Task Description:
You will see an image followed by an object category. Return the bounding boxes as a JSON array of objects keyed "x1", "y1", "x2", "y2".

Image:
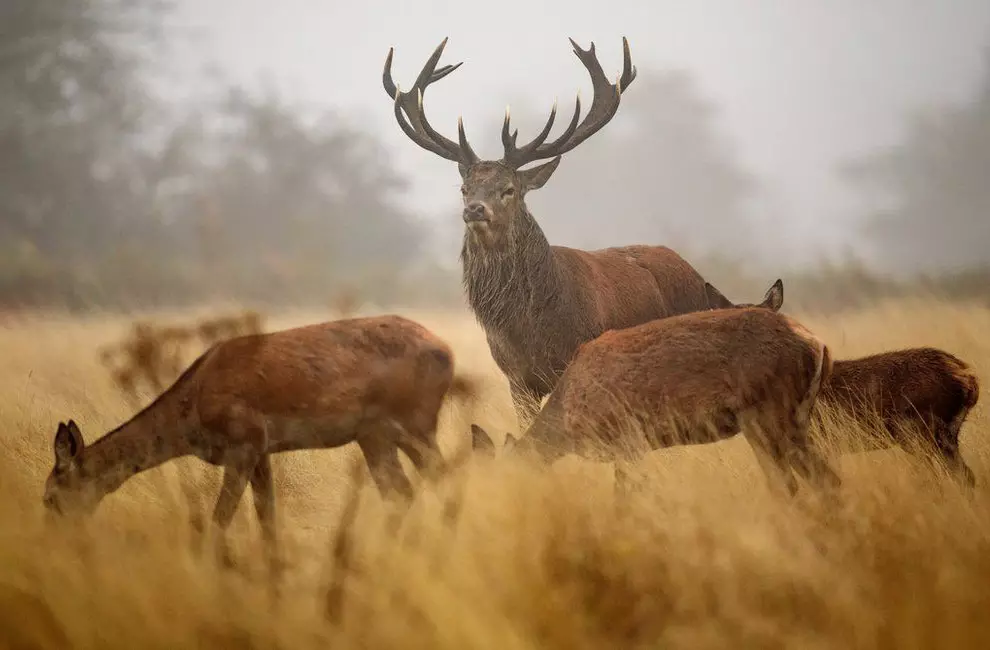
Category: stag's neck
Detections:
[
  {"x1": 80, "y1": 391, "x2": 196, "y2": 499},
  {"x1": 460, "y1": 208, "x2": 566, "y2": 334}
]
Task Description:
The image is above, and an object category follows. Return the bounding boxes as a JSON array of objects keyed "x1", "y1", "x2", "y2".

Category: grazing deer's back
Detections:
[
  {"x1": 556, "y1": 309, "x2": 820, "y2": 427},
  {"x1": 194, "y1": 315, "x2": 452, "y2": 417},
  {"x1": 824, "y1": 347, "x2": 979, "y2": 417}
]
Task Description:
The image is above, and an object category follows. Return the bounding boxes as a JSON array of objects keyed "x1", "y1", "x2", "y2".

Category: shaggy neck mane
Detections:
[{"x1": 460, "y1": 207, "x2": 564, "y2": 334}]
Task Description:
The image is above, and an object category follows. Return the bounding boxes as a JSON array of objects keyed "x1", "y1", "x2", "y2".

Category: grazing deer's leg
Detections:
[
  {"x1": 249, "y1": 455, "x2": 280, "y2": 579},
  {"x1": 744, "y1": 427, "x2": 799, "y2": 497},
  {"x1": 357, "y1": 433, "x2": 414, "y2": 504},
  {"x1": 397, "y1": 434, "x2": 446, "y2": 483},
  {"x1": 180, "y1": 470, "x2": 207, "y2": 552},
  {"x1": 211, "y1": 460, "x2": 253, "y2": 568},
  {"x1": 933, "y1": 418, "x2": 976, "y2": 487},
  {"x1": 788, "y1": 440, "x2": 842, "y2": 492}
]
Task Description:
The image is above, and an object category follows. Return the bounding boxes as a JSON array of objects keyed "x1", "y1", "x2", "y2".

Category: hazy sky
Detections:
[{"x1": 166, "y1": 0, "x2": 990, "y2": 256}]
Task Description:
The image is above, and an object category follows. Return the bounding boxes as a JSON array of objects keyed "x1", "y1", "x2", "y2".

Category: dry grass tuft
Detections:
[{"x1": 2, "y1": 300, "x2": 990, "y2": 648}]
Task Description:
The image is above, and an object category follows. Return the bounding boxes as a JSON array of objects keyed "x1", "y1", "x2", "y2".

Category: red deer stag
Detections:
[
  {"x1": 383, "y1": 37, "x2": 711, "y2": 431},
  {"x1": 704, "y1": 279, "x2": 979, "y2": 485},
  {"x1": 472, "y1": 308, "x2": 841, "y2": 497},
  {"x1": 42, "y1": 315, "x2": 475, "y2": 569}
]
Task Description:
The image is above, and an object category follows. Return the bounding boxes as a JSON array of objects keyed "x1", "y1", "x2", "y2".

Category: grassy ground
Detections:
[{"x1": 1, "y1": 299, "x2": 990, "y2": 649}]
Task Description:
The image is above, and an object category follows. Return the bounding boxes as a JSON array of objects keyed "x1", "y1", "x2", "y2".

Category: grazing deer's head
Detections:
[
  {"x1": 383, "y1": 37, "x2": 637, "y2": 248},
  {"x1": 705, "y1": 279, "x2": 784, "y2": 312},
  {"x1": 42, "y1": 420, "x2": 97, "y2": 516}
]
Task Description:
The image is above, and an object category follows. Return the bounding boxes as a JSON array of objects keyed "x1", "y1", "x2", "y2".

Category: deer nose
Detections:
[{"x1": 463, "y1": 201, "x2": 489, "y2": 223}]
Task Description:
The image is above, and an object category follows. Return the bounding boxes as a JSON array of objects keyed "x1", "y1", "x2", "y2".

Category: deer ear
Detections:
[
  {"x1": 761, "y1": 279, "x2": 784, "y2": 311},
  {"x1": 54, "y1": 420, "x2": 84, "y2": 468},
  {"x1": 704, "y1": 282, "x2": 734, "y2": 310},
  {"x1": 458, "y1": 163, "x2": 470, "y2": 180},
  {"x1": 518, "y1": 156, "x2": 561, "y2": 192},
  {"x1": 471, "y1": 424, "x2": 496, "y2": 458}
]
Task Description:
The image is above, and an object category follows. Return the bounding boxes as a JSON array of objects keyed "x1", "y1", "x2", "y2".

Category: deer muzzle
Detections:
[{"x1": 462, "y1": 201, "x2": 492, "y2": 224}]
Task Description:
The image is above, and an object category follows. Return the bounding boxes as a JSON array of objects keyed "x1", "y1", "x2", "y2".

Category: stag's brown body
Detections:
[
  {"x1": 473, "y1": 308, "x2": 841, "y2": 496},
  {"x1": 384, "y1": 37, "x2": 710, "y2": 428},
  {"x1": 42, "y1": 315, "x2": 472, "y2": 566},
  {"x1": 705, "y1": 279, "x2": 980, "y2": 484}
]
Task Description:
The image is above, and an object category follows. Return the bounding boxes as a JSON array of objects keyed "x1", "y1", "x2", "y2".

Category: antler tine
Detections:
[
  {"x1": 500, "y1": 37, "x2": 637, "y2": 169},
  {"x1": 457, "y1": 116, "x2": 479, "y2": 163},
  {"x1": 391, "y1": 86, "x2": 463, "y2": 162},
  {"x1": 620, "y1": 36, "x2": 637, "y2": 90},
  {"x1": 501, "y1": 99, "x2": 561, "y2": 167},
  {"x1": 383, "y1": 38, "x2": 478, "y2": 165}
]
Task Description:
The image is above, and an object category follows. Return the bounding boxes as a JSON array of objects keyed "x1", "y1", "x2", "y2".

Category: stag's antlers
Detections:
[{"x1": 383, "y1": 37, "x2": 637, "y2": 170}]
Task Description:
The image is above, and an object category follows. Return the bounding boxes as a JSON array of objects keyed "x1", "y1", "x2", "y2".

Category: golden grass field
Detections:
[{"x1": 2, "y1": 298, "x2": 990, "y2": 649}]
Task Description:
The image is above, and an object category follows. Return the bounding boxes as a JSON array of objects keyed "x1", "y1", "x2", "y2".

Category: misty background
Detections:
[{"x1": 3, "y1": 0, "x2": 990, "y2": 311}]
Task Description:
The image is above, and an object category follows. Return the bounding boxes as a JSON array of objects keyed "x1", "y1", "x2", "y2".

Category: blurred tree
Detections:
[
  {"x1": 145, "y1": 87, "x2": 428, "y2": 303},
  {"x1": 0, "y1": 1, "x2": 430, "y2": 307},
  {"x1": 841, "y1": 48, "x2": 990, "y2": 272},
  {"x1": 500, "y1": 69, "x2": 760, "y2": 259},
  {"x1": 0, "y1": 0, "x2": 173, "y2": 257}
]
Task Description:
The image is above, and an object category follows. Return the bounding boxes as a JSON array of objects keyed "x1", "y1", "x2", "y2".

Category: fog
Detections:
[
  {"x1": 3, "y1": 1, "x2": 990, "y2": 310},
  {"x1": 167, "y1": 0, "x2": 990, "y2": 268}
]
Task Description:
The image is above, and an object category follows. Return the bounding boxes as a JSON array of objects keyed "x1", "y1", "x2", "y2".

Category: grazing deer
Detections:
[
  {"x1": 704, "y1": 279, "x2": 980, "y2": 485},
  {"x1": 42, "y1": 315, "x2": 476, "y2": 568},
  {"x1": 383, "y1": 37, "x2": 711, "y2": 431},
  {"x1": 472, "y1": 308, "x2": 841, "y2": 497}
]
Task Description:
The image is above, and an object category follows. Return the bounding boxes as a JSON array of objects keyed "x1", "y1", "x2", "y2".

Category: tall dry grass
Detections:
[{"x1": 1, "y1": 300, "x2": 990, "y2": 649}]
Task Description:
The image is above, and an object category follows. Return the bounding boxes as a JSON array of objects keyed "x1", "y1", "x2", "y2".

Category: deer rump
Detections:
[{"x1": 524, "y1": 308, "x2": 824, "y2": 462}]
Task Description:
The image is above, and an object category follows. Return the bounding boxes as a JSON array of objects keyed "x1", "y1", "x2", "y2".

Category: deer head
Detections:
[
  {"x1": 704, "y1": 279, "x2": 784, "y2": 312},
  {"x1": 42, "y1": 420, "x2": 98, "y2": 517},
  {"x1": 383, "y1": 37, "x2": 637, "y2": 248}
]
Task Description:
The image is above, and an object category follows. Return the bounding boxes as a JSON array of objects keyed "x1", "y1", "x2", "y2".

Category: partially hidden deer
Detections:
[
  {"x1": 43, "y1": 315, "x2": 476, "y2": 569},
  {"x1": 472, "y1": 307, "x2": 841, "y2": 497},
  {"x1": 384, "y1": 37, "x2": 711, "y2": 431},
  {"x1": 704, "y1": 279, "x2": 980, "y2": 485}
]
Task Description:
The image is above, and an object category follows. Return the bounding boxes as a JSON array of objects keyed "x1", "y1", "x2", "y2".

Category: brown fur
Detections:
[
  {"x1": 383, "y1": 38, "x2": 710, "y2": 429},
  {"x1": 705, "y1": 279, "x2": 979, "y2": 485},
  {"x1": 822, "y1": 349, "x2": 979, "y2": 484},
  {"x1": 472, "y1": 308, "x2": 841, "y2": 497},
  {"x1": 42, "y1": 315, "x2": 474, "y2": 569}
]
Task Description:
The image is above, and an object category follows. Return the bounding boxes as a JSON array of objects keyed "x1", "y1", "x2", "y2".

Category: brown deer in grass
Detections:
[
  {"x1": 471, "y1": 308, "x2": 841, "y2": 497},
  {"x1": 384, "y1": 37, "x2": 711, "y2": 431},
  {"x1": 42, "y1": 315, "x2": 476, "y2": 569},
  {"x1": 704, "y1": 279, "x2": 980, "y2": 485}
]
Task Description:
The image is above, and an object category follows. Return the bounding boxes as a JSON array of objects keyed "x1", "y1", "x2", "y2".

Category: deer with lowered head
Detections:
[
  {"x1": 472, "y1": 306, "x2": 842, "y2": 497},
  {"x1": 704, "y1": 279, "x2": 980, "y2": 485},
  {"x1": 383, "y1": 37, "x2": 711, "y2": 430},
  {"x1": 43, "y1": 315, "x2": 476, "y2": 570}
]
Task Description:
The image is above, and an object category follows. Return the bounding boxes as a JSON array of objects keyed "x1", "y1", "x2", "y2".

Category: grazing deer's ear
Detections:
[
  {"x1": 458, "y1": 163, "x2": 470, "y2": 180},
  {"x1": 704, "y1": 282, "x2": 734, "y2": 310},
  {"x1": 518, "y1": 156, "x2": 562, "y2": 192},
  {"x1": 54, "y1": 420, "x2": 84, "y2": 468},
  {"x1": 471, "y1": 424, "x2": 496, "y2": 458},
  {"x1": 761, "y1": 279, "x2": 784, "y2": 312}
]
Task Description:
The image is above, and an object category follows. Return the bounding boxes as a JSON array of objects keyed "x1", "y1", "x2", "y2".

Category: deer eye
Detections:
[{"x1": 501, "y1": 187, "x2": 515, "y2": 199}]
